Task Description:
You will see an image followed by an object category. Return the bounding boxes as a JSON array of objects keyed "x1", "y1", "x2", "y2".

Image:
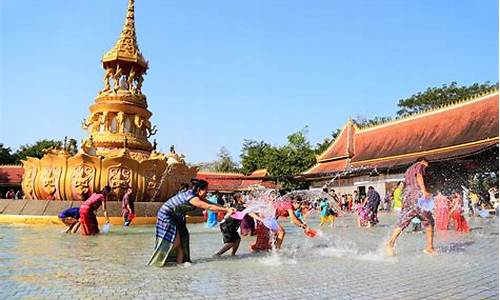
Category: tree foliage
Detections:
[
  {"x1": 240, "y1": 140, "x2": 273, "y2": 175},
  {"x1": 0, "y1": 144, "x2": 17, "y2": 165},
  {"x1": 214, "y1": 147, "x2": 240, "y2": 172},
  {"x1": 241, "y1": 127, "x2": 317, "y2": 191},
  {"x1": 353, "y1": 115, "x2": 393, "y2": 128},
  {"x1": 314, "y1": 128, "x2": 342, "y2": 155},
  {"x1": 194, "y1": 147, "x2": 240, "y2": 173},
  {"x1": 15, "y1": 140, "x2": 62, "y2": 162},
  {"x1": 397, "y1": 81, "x2": 498, "y2": 116},
  {"x1": 1, "y1": 138, "x2": 78, "y2": 165}
]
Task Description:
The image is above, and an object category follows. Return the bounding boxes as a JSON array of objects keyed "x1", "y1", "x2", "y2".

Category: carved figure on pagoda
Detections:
[
  {"x1": 113, "y1": 64, "x2": 124, "y2": 92},
  {"x1": 82, "y1": 112, "x2": 100, "y2": 131},
  {"x1": 102, "y1": 66, "x2": 115, "y2": 93},
  {"x1": 108, "y1": 166, "x2": 132, "y2": 200},
  {"x1": 116, "y1": 112, "x2": 126, "y2": 133},
  {"x1": 136, "y1": 73, "x2": 144, "y2": 94},
  {"x1": 128, "y1": 67, "x2": 137, "y2": 94},
  {"x1": 99, "y1": 111, "x2": 110, "y2": 132},
  {"x1": 41, "y1": 167, "x2": 59, "y2": 200},
  {"x1": 71, "y1": 164, "x2": 94, "y2": 200}
]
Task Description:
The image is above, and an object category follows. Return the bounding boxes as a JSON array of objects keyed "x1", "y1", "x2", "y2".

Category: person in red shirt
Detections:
[{"x1": 274, "y1": 196, "x2": 311, "y2": 249}]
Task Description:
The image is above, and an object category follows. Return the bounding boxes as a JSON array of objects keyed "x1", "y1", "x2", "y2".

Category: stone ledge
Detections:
[
  {"x1": 0, "y1": 199, "x2": 203, "y2": 218},
  {"x1": 0, "y1": 215, "x2": 205, "y2": 225}
]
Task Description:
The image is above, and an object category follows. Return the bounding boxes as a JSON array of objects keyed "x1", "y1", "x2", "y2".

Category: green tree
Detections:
[
  {"x1": 397, "y1": 81, "x2": 498, "y2": 116},
  {"x1": 314, "y1": 128, "x2": 342, "y2": 155},
  {"x1": 240, "y1": 128, "x2": 317, "y2": 190},
  {"x1": 214, "y1": 147, "x2": 240, "y2": 172},
  {"x1": 268, "y1": 128, "x2": 316, "y2": 190},
  {"x1": 15, "y1": 139, "x2": 62, "y2": 162},
  {"x1": 240, "y1": 140, "x2": 273, "y2": 175},
  {"x1": 0, "y1": 144, "x2": 17, "y2": 165},
  {"x1": 192, "y1": 161, "x2": 218, "y2": 172}
]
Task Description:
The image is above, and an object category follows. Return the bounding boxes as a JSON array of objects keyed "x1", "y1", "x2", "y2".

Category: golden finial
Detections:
[{"x1": 102, "y1": 0, "x2": 147, "y2": 70}]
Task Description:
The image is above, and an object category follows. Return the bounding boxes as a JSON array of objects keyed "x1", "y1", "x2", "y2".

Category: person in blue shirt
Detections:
[
  {"x1": 319, "y1": 198, "x2": 334, "y2": 227},
  {"x1": 58, "y1": 207, "x2": 81, "y2": 233}
]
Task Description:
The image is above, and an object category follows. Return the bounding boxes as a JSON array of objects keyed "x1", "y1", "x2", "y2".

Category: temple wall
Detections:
[{"x1": 310, "y1": 173, "x2": 405, "y2": 197}]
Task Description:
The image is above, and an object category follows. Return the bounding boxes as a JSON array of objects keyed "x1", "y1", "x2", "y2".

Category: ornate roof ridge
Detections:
[
  {"x1": 316, "y1": 119, "x2": 354, "y2": 162},
  {"x1": 357, "y1": 88, "x2": 499, "y2": 133},
  {"x1": 197, "y1": 171, "x2": 245, "y2": 176}
]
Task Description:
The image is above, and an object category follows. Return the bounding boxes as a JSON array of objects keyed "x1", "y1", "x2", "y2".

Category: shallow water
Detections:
[{"x1": 1, "y1": 213, "x2": 498, "y2": 299}]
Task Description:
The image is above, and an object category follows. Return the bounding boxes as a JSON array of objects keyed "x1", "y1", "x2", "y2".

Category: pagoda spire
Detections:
[
  {"x1": 82, "y1": 0, "x2": 156, "y2": 157},
  {"x1": 102, "y1": 0, "x2": 148, "y2": 70}
]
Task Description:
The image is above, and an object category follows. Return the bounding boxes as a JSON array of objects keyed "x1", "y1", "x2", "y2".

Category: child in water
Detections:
[
  {"x1": 58, "y1": 207, "x2": 81, "y2": 233},
  {"x1": 250, "y1": 217, "x2": 273, "y2": 252},
  {"x1": 215, "y1": 193, "x2": 262, "y2": 256}
]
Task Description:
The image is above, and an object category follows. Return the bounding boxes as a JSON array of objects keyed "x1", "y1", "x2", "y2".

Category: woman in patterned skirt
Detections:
[
  {"x1": 148, "y1": 179, "x2": 235, "y2": 267},
  {"x1": 434, "y1": 192, "x2": 450, "y2": 231}
]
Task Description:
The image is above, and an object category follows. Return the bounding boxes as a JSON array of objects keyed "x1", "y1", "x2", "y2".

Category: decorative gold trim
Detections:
[{"x1": 318, "y1": 155, "x2": 350, "y2": 163}]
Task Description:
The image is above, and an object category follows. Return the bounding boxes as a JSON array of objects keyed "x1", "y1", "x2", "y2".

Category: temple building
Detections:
[
  {"x1": 302, "y1": 90, "x2": 499, "y2": 197},
  {"x1": 196, "y1": 169, "x2": 277, "y2": 193},
  {"x1": 20, "y1": 0, "x2": 197, "y2": 202}
]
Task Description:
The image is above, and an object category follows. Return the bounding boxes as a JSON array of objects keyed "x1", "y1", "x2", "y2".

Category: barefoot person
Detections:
[
  {"x1": 148, "y1": 179, "x2": 235, "y2": 267},
  {"x1": 214, "y1": 193, "x2": 262, "y2": 256},
  {"x1": 79, "y1": 186, "x2": 111, "y2": 236},
  {"x1": 386, "y1": 157, "x2": 436, "y2": 256}
]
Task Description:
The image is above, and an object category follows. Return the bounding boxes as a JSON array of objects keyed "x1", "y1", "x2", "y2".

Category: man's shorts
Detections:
[{"x1": 396, "y1": 206, "x2": 434, "y2": 229}]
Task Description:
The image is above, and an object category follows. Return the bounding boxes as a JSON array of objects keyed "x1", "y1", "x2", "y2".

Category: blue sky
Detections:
[{"x1": 1, "y1": 0, "x2": 498, "y2": 163}]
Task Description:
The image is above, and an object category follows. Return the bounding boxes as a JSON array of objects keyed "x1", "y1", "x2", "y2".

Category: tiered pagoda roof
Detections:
[{"x1": 304, "y1": 90, "x2": 499, "y2": 179}]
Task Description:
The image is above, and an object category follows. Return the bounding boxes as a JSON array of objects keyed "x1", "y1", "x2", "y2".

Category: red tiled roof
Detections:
[
  {"x1": 196, "y1": 169, "x2": 277, "y2": 192},
  {"x1": 0, "y1": 165, "x2": 23, "y2": 185},
  {"x1": 317, "y1": 121, "x2": 355, "y2": 161},
  {"x1": 304, "y1": 159, "x2": 348, "y2": 175},
  {"x1": 305, "y1": 92, "x2": 499, "y2": 176}
]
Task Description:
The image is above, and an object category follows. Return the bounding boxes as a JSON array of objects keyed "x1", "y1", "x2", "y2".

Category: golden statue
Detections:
[{"x1": 21, "y1": 0, "x2": 197, "y2": 201}]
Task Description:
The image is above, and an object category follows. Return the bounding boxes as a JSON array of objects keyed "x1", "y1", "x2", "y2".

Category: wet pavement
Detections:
[{"x1": 1, "y1": 213, "x2": 498, "y2": 299}]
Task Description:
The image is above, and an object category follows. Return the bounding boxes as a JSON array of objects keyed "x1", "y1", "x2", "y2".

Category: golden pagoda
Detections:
[{"x1": 21, "y1": 0, "x2": 197, "y2": 202}]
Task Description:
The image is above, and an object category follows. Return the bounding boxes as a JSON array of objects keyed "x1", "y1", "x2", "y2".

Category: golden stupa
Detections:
[{"x1": 21, "y1": 0, "x2": 197, "y2": 202}]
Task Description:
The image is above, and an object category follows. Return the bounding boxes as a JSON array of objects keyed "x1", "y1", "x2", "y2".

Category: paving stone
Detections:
[{"x1": 0, "y1": 213, "x2": 497, "y2": 299}]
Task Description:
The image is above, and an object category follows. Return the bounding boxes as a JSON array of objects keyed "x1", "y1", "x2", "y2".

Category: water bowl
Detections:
[
  {"x1": 102, "y1": 223, "x2": 111, "y2": 234},
  {"x1": 305, "y1": 228, "x2": 318, "y2": 238},
  {"x1": 417, "y1": 196, "x2": 434, "y2": 212},
  {"x1": 230, "y1": 211, "x2": 246, "y2": 220},
  {"x1": 263, "y1": 217, "x2": 279, "y2": 232}
]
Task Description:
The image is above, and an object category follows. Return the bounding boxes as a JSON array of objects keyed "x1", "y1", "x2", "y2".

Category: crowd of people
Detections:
[
  {"x1": 50, "y1": 155, "x2": 498, "y2": 267},
  {"x1": 1, "y1": 189, "x2": 23, "y2": 199}
]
